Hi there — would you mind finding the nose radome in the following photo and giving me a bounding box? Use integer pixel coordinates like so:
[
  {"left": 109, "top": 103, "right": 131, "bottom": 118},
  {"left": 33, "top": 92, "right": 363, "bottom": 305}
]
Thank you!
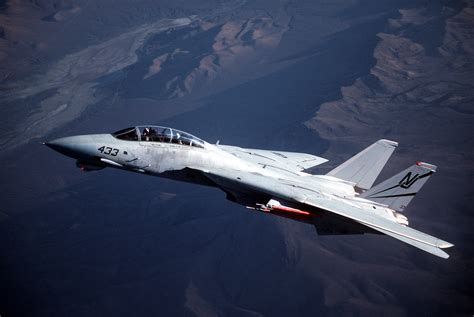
[
  {"left": 45, "top": 138, "right": 64, "bottom": 150},
  {"left": 45, "top": 137, "right": 70, "bottom": 151},
  {"left": 44, "top": 136, "right": 85, "bottom": 158},
  {"left": 46, "top": 134, "right": 113, "bottom": 159}
]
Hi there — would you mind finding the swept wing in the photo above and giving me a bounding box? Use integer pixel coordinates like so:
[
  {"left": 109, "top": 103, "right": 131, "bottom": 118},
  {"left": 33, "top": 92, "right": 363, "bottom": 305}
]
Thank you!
[
  {"left": 197, "top": 168, "right": 453, "bottom": 259},
  {"left": 218, "top": 145, "right": 327, "bottom": 174},
  {"left": 303, "top": 195, "right": 453, "bottom": 258}
]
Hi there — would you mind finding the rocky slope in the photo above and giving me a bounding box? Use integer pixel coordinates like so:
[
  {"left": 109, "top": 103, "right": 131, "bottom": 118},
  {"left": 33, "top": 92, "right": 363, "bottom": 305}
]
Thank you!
[{"left": 303, "top": 1, "right": 474, "bottom": 314}]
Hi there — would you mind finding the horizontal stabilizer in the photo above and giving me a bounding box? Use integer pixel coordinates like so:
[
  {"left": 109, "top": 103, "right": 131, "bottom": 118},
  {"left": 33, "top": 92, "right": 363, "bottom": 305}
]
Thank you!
[
  {"left": 361, "top": 162, "right": 436, "bottom": 212},
  {"left": 328, "top": 139, "right": 398, "bottom": 190}
]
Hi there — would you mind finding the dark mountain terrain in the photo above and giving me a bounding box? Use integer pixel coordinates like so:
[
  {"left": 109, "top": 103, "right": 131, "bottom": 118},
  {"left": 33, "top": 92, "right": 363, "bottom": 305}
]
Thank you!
[{"left": 0, "top": 0, "right": 472, "bottom": 316}]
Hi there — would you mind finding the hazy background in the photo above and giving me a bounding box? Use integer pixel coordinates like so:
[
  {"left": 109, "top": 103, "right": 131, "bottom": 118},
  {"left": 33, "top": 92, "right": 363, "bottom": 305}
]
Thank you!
[{"left": 0, "top": 0, "right": 473, "bottom": 316}]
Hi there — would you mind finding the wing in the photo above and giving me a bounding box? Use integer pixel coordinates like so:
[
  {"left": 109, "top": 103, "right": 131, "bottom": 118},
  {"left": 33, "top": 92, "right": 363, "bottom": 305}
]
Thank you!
[
  {"left": 217, "top": 145, "right": 327, "bottom": 173},
  {"left": 302, "top": 195, "right": 453, "bottom": 259},
  {"left": 197, "top": 168, "right": 453, "bottom": 259}
]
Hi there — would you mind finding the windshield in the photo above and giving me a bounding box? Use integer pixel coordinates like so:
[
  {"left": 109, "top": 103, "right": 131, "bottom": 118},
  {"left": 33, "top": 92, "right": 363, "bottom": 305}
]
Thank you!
[
  {"left": 112, "top": 127, "right": 139, "bottom": 141},
  {"left": 113, "top": 126, "right": 205, "bottom": 148}
]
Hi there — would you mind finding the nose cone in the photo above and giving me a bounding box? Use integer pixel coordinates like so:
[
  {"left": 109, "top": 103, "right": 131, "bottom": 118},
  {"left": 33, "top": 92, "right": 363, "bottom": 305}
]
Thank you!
[{"left": 45, "top": 136, "right": 84, "bottom": 159}]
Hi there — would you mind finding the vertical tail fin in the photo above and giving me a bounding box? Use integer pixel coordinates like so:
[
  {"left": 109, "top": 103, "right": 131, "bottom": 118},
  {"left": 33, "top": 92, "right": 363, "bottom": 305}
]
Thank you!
[
  {"left": 360, "top": 162, "right": 436, "bottom": 212},
  {"left": 327, "top": 139, "right": 398, "bottom": 190}
]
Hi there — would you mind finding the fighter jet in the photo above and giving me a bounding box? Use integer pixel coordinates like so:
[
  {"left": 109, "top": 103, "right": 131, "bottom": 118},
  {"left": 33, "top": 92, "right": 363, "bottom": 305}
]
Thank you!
[{"left": 45, "top": 125, "right": 454, "bottom": 258}]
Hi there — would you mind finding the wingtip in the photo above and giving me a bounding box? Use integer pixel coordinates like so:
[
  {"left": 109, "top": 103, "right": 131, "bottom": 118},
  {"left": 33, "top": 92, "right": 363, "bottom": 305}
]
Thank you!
[
  {"left": 416, "top": 161, "right": 437, "bottom": 171},
  {"left": 439, "top": 251, "right": 450, "bottom": 259},
  {"left": 437, "top": 241, "right": 455, "bottom": 249},
  {"left": 378, "top": 139, "right": 399, "bottom": 147}
]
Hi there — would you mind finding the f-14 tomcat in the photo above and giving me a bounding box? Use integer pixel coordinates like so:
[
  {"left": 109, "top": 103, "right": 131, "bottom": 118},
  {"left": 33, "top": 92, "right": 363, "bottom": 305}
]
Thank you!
[{"left": 45, "top": 125, "right": 454, "bottom": 258}]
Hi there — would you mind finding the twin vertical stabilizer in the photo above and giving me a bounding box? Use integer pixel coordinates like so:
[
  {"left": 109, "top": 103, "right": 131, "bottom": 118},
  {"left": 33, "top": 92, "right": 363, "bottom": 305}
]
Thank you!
[
  {"left": 360, "top": 162, "right": 436, "bottom": 212},
  {"left": 327, "top": 139, "right": 398, "bottom": 190},
  {"left": 329, "top": 140, "right": 437, "bottom": 212}
]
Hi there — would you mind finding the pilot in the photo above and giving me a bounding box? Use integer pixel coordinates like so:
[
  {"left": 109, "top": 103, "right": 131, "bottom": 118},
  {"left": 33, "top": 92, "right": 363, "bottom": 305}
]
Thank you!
[
  {"left": 143, "top": 127, "right": 156, "bottom": 141},
  {"left": 142, "top": 128, "right": 150, "bottom": 141},
  {"left": 175, "top": 133, "right": 183, "bottom": 145}
]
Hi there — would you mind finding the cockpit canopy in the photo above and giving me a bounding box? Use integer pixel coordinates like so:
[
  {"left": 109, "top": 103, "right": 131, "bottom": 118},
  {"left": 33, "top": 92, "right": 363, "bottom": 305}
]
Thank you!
[{"left": 112, "top": 126, "right": 206, "bottom": 148}]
